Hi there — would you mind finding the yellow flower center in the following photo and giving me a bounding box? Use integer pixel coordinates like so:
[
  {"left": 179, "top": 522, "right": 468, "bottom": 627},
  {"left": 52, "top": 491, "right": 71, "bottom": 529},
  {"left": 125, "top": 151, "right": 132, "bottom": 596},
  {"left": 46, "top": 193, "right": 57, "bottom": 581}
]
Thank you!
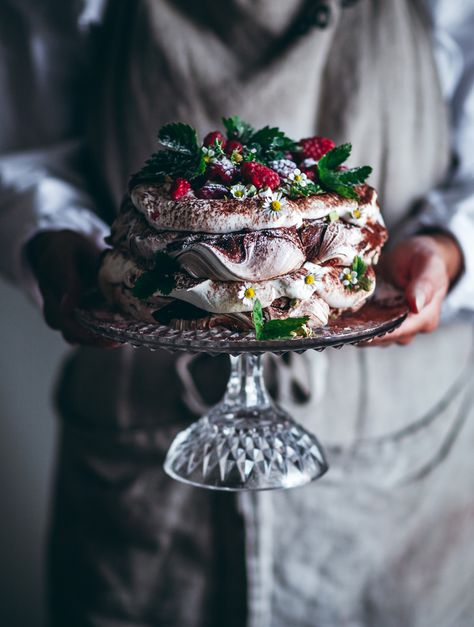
[
  {"left": 305, "top": 274, "right": 315, "bottom": 285},
  {"left": 244, "top": 287, "right": 255, "bottom": 299},
  {"left": 204, "top": 155, "right": 211, "bottom": 164},
  {"left": 353, "top": 209, "right": 361, "bottom": 219},
  {"left": 344, "top": 272, "right": 352, "bottom": 281},
  {"left": 271, "top": 200, "right": 282, "bottom": 212},
  {"left": 235, "top": 190, "right": 244, "bottom": 198},
  {"left": 295, "top": 174, "right": 302, "bottom": 182},
  {"left": 232, "top": 151, "right": 243, "bottom": 163}
]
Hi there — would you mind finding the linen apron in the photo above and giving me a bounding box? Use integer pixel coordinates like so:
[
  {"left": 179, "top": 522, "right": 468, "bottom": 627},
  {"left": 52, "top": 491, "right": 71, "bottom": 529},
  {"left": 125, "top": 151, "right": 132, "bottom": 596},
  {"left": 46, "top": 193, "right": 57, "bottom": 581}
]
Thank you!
[{"left": 49, "top": 1, "right": 474, "bottom": 626}]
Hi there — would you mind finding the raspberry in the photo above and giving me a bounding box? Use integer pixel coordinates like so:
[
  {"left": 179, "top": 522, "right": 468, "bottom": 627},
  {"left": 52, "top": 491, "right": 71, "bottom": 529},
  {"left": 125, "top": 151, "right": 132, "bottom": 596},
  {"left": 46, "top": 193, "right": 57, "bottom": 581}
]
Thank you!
[
  {"left": 240, "top": 162, "right": 280, "bottom": 190},
  {"left": 195, "top": 182, "right": 229, "bottom": 199},
  {"left": 302, "top": 169, "right": 316, "bottom": 181},
  {"left": 299, "top": 136, "right": 335, "bottom": 161},
  {"left": 225, "top": 140, "right": 243, "bottom": 156},
  {"left": 268, "top": 158, "right": 297, "bottom": 179},
  {"left": 207, "top": 157, "right": 238, "bottom": 184},
  {"left": 170, "top": 178, "right": 191, "bottom": 200},
  {"left": 203, "top": 131, "right": 226, "bottom": 149}
]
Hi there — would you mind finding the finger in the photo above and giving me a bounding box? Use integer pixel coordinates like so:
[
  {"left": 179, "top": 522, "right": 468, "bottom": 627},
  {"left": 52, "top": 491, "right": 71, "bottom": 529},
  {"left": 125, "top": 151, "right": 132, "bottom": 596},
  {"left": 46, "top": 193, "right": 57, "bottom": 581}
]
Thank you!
[
  {"left": 405, "top": 253, "right": 447, "bottom": 313},
  {"left": 396, "top": 335, "right": 414, "bottom": 346},
  {"left": 62, "top": 329, "right": 121, "bottom": 348},
  {"left": 364, "top": 298, "right": 442, "bottom": 347},
  {"left": 41, "top": 286, "right": 63, "bottom": 330},
  {"left": 60, "top": 312, "right": 121, "bottom": 348}
]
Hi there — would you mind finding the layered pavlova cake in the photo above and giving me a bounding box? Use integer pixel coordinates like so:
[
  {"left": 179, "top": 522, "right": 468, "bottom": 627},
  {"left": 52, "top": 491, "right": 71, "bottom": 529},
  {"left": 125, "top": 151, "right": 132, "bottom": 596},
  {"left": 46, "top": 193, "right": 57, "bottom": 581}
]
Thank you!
[{"left": 99, "top": 117, "right": 387, "bottom": 339}]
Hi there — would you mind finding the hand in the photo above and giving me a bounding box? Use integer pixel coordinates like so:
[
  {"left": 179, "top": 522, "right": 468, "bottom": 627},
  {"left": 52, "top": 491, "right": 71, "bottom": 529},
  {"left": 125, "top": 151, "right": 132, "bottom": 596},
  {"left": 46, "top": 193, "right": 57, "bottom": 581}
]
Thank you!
[
  {"left": 365, "top": 233, "right": 463, "bottom": 346},
  {"left": 27, "top": 230, "right": 120, "bottom": 348}
]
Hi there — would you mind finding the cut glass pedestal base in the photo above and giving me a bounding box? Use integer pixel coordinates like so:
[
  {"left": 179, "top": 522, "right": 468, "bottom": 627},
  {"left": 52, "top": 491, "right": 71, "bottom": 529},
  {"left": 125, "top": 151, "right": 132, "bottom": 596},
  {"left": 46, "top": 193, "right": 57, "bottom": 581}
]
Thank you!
[{"left": 164, "top": 354, "right": 328, "bottom": 490}]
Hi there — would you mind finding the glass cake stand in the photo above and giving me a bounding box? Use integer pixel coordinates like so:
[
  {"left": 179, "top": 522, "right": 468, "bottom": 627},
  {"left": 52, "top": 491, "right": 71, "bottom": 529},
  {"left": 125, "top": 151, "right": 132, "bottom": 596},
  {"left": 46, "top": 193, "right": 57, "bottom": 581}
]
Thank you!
[{"left": 77, "top": 293, "right": 408, "bottom": 491}]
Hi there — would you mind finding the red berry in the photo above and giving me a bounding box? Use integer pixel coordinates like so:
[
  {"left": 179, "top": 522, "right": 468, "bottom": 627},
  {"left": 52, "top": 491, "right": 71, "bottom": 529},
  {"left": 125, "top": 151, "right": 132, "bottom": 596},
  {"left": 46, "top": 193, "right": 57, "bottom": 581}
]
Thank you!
[
  {"left": 302, "top": 169, "right": 316, "bottom": 181},
  {"left": 225, "top": 140, "right": 243, "bottom": 156},
  {"left": 203, "top": 131, "right": 226, "bottom": 149},
  {"left": 299, "top": 136, "right": 335, "bottom": 161},
  {"left": 170, "top": 178, "right": 191, "bottom": 200},
  {"left": 195, "top": 182, "right": 229, "bottom": 199},
  {"left": 207, "top": 157, "right": 238, "bottom": 184},
  {"left": 240, "top": 162, "right": 280, "bottom": 190}
]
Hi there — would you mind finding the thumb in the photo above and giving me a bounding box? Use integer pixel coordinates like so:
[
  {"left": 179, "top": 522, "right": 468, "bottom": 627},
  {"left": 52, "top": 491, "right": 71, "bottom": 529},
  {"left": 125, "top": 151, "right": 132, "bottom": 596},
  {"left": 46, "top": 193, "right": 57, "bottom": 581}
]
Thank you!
[{"left": 405, "top": 254, "right": 443, "bottom": 314}]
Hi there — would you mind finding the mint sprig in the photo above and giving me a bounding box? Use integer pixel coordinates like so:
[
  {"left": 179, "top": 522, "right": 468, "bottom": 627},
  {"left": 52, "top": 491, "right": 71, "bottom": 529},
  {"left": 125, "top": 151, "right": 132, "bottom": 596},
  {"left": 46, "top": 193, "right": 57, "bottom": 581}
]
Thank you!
[
  {"left": 222, "top": 115, "right": 255, "bottom": 143},
  {"left": 351, "top": 256, "right": 372, "bottom": 292},
  {"left": 133, "top": 123, "right": 205, "bottom": 182},
  {"left": 132, "top": 252, "right": 179, "bottom": 299},
  {"left": 317, "top": 144, "right": 372, "bottom": 200},
  {"left": 284, "top": 180, "right": 323, "bottom": 199},
  {"left": 252, "top": 299, "right": 310, "bottom": 340},
  {"left": 158, "top": 123, "right": 199, "bottom": 154}
]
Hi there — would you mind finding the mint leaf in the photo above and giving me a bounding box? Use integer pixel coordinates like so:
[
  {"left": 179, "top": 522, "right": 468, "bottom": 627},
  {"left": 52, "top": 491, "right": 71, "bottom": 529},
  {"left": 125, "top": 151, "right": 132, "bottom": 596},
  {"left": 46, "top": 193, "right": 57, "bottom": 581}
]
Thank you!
[
  {"left": 248, "top": 125, "right": 297, "bottom": 163},
  {"left": 317, "top": 169, "right": 360, "bottom": 200},
  {"left": 252, "top": 299, "right": 310, "bottom": 340},
  {"left": 317, "top": 144, "right": 372, "bottom": 199},
  {"left": 318, "top": 143, "right": 352, "bottom": 170},
  {"left": 133, "top": 122, "right": 205, "bottom": 183},
  {"left": 222, "top": 116, "right": 255, "bottom": 143},
  {"left": 250, "top": 126, "right": 297, "bottom": 152},
  {"left": 158, "top": 123, "right": 199, "bottom": 155},
  {"left": 351, "top": 255, "right": 367, "bottom": 276},
  {"left": 284, "top": 180, "right": 323, "bottom": 199},
  {"left": 358, "top": 276, "right": 373, "bottom": 292},
  {"left": 350, "top": 256, "right": 372, "bottom": 292},
  {"left": 132, "top": 252, "right": 179, "bottom": 299},
  {"left": 252, "top": 299, "right": 265, "bottom": 340},
  {"left": 337, "top": 165, "right": 372, "bottom": 186},
  {"left": 259, "top": 317, "right": 310, "bottom": 340},
  {"left": 134, "top": 149, "right": 205, "bottom": 182}
]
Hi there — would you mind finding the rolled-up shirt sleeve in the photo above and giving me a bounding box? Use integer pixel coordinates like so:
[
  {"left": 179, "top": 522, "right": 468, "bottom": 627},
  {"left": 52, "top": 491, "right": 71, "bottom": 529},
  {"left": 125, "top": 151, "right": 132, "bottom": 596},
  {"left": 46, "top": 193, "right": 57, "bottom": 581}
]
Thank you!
[
  {"left": 0, "top": 2, "right": 109, "bottom": 300},
  {"left": 407, "top": 1, "right": 474, "bottom": 317}
]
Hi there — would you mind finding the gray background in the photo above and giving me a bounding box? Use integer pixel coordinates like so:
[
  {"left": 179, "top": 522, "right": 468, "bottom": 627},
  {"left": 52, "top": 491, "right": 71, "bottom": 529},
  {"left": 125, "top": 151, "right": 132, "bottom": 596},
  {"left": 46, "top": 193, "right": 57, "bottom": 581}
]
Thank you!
[{"left": 0, "top": 279, "right": 68, "bottom": 627}]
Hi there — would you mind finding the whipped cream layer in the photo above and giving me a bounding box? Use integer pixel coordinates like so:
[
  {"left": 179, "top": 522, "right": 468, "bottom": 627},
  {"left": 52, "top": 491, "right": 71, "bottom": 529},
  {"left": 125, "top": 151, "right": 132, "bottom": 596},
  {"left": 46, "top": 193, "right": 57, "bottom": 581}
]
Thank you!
[
  {"left": 131, "top": 183, "right": 383, "bottom": 234},
  {"left": 109, "top": 201, "right": 385, "bottom": 283},
  {"left": 100, "top": 251, "right": 374, "bottom": 316}
]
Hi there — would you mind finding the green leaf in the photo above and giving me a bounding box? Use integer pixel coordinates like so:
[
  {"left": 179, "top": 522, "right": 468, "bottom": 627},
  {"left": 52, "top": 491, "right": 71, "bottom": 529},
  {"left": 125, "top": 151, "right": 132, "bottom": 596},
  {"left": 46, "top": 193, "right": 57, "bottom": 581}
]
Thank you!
[
  {"left": 252, "top": 300, "right": 310, "bottom": 340},
  {"left": 222, "top": 116, "right": 255, "bottom": 143},
  {"left": 134, "top": 149, "right": 205, "bottom": 182},
  {"left": 358, "top": 276, "right": 373, "bottom": 292},
  {"left": 158, "top": 123, "right": 199, "bottom": 155},
  {"left": 250, "top": 126, "right": 297, "bottom": 152},
  {"left": 317, "top": 169, "right": 360, "bottom": 200},
  {"left": 252, "top": 299, "right": 265, "bottom": 340},
  {"left": 284, "top": 180, "right": 323, "bottom": 199},
  {"left": 351, "top": 255, "right": 367, "bottom": 277},
  {"left": 259, "top": 317, "right": 310, "bottom": 340},
  {"left": 337, "top": 165, "right": 372, "bottom": 186},
  {"left": 350, "top": 256, "right": 372, "bottom": 292},
  {"left": 132, "top": 252, "right": 179, "bottom": 299},
  {"left": 318, "top": 143, "right": 352, "bottom": 170}
]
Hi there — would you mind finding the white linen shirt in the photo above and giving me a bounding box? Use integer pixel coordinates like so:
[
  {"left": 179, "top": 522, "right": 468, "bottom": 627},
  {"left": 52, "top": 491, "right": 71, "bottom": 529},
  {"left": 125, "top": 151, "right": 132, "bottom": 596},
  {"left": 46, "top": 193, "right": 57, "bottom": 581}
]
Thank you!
[{"left": 0, "top": 0, "right": 474, "bottom": 315}]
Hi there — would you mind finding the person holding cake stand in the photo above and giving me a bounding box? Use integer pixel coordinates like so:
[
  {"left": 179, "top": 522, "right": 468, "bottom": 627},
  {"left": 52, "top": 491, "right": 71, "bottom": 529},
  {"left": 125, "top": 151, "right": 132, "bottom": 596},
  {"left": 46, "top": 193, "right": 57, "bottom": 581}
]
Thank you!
[{"left": 1, "top": 1, "right": 473, "bottom": 626}]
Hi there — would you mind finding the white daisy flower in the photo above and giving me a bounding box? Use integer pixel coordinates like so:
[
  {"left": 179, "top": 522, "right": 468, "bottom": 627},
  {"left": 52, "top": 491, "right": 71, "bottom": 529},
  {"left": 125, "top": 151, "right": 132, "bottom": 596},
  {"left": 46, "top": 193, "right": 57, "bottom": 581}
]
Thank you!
[
  {"left": 287, "top": 168, "right": 308, "bottom": 187},
  {"left": 230, "top": 184, "right": 248, "bottom": 200},
  {"left": 201, "top": 146, "right": 217, "bottom": 164},
  {"left": 302, "top": 263, "right": 324, "bottom": 292},
  {"left": 238, "top": 284, "right": 257, "bottom": 307},
  {"left": 339, "top": 268, "right": 359, "bottom": 288},
  {"left": 260, "top": 189, "right": 287, "bottom": 217}
]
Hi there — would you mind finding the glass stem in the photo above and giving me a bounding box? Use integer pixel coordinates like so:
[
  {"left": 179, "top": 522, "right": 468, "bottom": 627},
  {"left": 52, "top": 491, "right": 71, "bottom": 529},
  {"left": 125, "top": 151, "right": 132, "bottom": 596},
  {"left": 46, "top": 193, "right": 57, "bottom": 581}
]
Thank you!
[{"left": 223, "top": 354, "right": 271, "bottom": 410}]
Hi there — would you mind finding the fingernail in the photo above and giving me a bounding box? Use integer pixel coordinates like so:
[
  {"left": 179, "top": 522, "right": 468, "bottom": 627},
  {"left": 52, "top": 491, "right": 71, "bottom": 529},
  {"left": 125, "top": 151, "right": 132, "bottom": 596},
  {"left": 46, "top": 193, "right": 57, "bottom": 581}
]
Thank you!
[{"left": 414, "top": 289, "right": 425, "bottom": 313}]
